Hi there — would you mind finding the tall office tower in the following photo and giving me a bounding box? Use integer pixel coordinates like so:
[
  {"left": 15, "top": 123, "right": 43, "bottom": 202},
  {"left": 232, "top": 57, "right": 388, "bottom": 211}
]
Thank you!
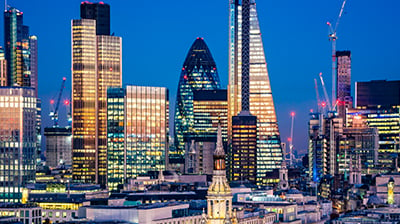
[
  {"left": 72, "top": 15, "right": 122, "bottom": 187},
  {"left": 231, "top": 115, "right": 257, "bottom": 183},
  {"left": 44, "top": 127, "right": 72, "bottom": 168},
  {"left": 0, "top": 87, "right": 37, "bottom": 203},
  {"left": 228, "top": 0, "right": 282, "bottom": 185},
  {"left": 29, "top": 36, "right": 38, "bottom": 97},
  {"left": 337, "top": 115, "right": 379, "bottom": 175},
  {"left": 184, "top": 89, "right": 227, "bottom": 175},
  {"left": 107, "top": 86, "right": 169, "bottom": 191},
  {"left": 203, "top": 122, "right": 233, "bottom": 224},
  {"left": 4, "top": 7, "right": 31, "bottom": 87},
  {"left": 336, "top": 51, "right": 352, "bottom": 119},
  {"left": 351, "top": 80, "right": 400, "bottom": 172},
  {"left": 0, "top": 47, "right": 7, "bottom": 86},
  {"left": 308, "top": 113, "right": 343, "bottom": 183},
  {"left": 174, "top": 38, "right": 221, "bottom": 156},
  {"left": 80, "top": 1, "right": 110, "bottom": 35}
]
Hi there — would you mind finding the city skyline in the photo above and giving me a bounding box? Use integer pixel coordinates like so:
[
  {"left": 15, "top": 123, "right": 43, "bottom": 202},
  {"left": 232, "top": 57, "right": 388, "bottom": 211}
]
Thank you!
[{"left": 2, "top": 0, "right": 399, "bottom": 153}]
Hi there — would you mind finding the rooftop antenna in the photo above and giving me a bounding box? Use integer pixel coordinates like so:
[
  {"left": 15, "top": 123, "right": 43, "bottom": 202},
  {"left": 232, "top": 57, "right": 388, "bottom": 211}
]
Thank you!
[{"left": 4, "top": 0, "right": 7, "bottom": 11}]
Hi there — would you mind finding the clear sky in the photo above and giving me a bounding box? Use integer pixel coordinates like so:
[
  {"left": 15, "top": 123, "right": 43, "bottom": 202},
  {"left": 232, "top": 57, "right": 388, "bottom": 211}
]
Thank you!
[{"left": 3, "top": 0, "right": 399, "bottom": 155}]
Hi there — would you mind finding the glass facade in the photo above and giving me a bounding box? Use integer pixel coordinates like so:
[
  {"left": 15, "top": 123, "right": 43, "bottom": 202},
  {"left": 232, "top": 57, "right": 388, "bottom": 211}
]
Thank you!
[
  {"left": 107, "top": 86, "right": 169, "bottom": 191},
  {"left": 347, "top": 107, "right": 400, "bottom": 171},
  {"left": 0, "top": 87, "right": 37, "bottom": 202},
  {"left": 0, "top": 47, "right": 7, "bottom": 86},
  {"left": 174, "top": 38, "right": 221, "bottom": 156},
  {"left": 228, "top": 0, "right": 283, "bottom": 185},
  {"left": 71, "top": 19, "right": 122, "bottom": 187},
  {"left": 4, "top": 7, "right": 31, "bottom": 87},
  {"left": 231, "top": 113, "right": 257, "bottom": 183},
  {"left": 336, "top": 51, "right": 352, "bottom": 118}
]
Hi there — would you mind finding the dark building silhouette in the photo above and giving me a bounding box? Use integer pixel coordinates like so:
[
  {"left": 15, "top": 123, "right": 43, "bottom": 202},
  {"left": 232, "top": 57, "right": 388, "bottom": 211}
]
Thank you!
[
  {"left": 356, "top": 80, "right": 400, "bottom": 108},
  {"left": 80, "top": 2, "right": 110, "bottom": 35}
]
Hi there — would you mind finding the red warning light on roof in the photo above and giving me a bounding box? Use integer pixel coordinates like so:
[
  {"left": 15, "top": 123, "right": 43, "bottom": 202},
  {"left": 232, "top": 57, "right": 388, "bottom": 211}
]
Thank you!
[
  {"left": 63, "top": 77, "right": 66, "bottom": 81},
  {"left": 184, "top": 75, "right": 188, "bottom": 80},
  {"left": 50, "top": 100, "right": 55, "bottom": 105},
  {"left": 64, "top": 100, "right": 70, "bottom": 106},
  {"left": 321, "top": 102, "right": 327, "bottom": 107},
  {"left": 182, "top": 67, "right": 185, "bottom": 71},
  {"left": 290, "top": 112, "right": 295, "bottom": 117},
  {"left": 99, "top": 1, "right": 104, "bottom": 4}
]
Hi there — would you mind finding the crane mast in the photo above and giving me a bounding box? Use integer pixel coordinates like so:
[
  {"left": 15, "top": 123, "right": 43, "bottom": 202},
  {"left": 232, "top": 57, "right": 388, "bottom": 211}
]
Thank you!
[
  {"left": 327, "top": 0, "right": 347, "bottom": 110},
  {"left": 49, "top": 77, "right": 66, "bottom": 127}
]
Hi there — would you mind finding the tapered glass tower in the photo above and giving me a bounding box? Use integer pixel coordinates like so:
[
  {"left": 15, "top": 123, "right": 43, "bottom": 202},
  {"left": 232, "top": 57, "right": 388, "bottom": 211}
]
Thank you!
[
  {"left": 228, "top": 0, "right": 283, "bottom": 185},
  {"left": 174, "top": 38, "right": 221, "bottom": 155}
]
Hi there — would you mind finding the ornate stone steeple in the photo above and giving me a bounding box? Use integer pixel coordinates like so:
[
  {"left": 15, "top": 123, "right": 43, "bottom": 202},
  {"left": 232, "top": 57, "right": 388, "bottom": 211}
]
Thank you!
[{"left": 205, "top": 121, "right": 233, "bottom": 224}]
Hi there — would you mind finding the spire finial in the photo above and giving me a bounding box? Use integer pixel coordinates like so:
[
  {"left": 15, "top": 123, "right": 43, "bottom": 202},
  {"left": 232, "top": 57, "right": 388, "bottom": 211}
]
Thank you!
[{"left": 214, "top": 118, "right": 224, "bottom": 156}]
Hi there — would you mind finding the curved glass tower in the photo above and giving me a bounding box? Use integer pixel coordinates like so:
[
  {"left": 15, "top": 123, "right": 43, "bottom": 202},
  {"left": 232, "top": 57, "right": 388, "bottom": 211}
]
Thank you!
[{"left": 174, "top": 38, "right": 221, "bottom": 155}]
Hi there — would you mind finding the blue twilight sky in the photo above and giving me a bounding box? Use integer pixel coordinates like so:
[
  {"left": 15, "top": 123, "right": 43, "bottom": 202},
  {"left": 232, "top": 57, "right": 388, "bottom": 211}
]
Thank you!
[{"left": 2, "top": 0, "right": 399, "bottom": 154}]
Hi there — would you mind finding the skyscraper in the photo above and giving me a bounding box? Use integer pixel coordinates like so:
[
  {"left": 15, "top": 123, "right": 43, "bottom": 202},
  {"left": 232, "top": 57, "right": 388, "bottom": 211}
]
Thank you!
[
  {"left": 184, "top": 89, "right": 227, "bottom": 175},
  {"left": 174, "top": 38, "right": 221, "bottom": 156},
  {"left": 29, "top": 35, "right": 38, "bottom": 97},
  {"left": 336, "top": 50, "right": 352, "bottom": 118},
  {"left": 72, "top": 3, "right": 122, "bottom": 186},
  {"left": 4, "top": 7, "right": 31, "bottom": 87},
  {"left": 0, "top": 87, "right": 37, "bottom": 202},
  {"left": 228, "top": 0, "right": 282, "bottom": 185},
  {"left": 80, "top": 2, "right": 110, "bottom": 35},
  {"left": 0, "top": 47, "right": 7, "bottom": 86},
  {"left": 107, "top": 85, "right": 169, "bottom": 191}
]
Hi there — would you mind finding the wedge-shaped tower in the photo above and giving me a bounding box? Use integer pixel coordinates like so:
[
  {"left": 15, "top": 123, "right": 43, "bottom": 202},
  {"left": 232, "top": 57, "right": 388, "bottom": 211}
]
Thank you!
[
  {"left": 228, "top": 0, "right": 283, "bottom": 185},
  {"left": 174, "top": 38, "right": 221, "bottom": 154}
]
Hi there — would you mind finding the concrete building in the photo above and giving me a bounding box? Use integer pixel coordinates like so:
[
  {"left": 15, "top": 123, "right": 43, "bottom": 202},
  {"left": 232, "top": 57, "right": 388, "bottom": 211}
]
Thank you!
[
  {"left": 0, "top": 203, "right": 42, "bottom": 224},
  {"left": 44, "top": 127, "right": 72, "bottom": 167}
]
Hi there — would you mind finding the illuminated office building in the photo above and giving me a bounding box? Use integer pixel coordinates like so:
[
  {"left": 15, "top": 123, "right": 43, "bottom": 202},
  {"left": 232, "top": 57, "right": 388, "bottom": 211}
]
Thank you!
[
  {"left": 228, "top": 0, "right": 282, "bottom": 185},
  {"left": 0, "top": 47, "right": 7, "bottom": 86},
  {"left": 231, "top": 113, "right": 257, "bottom": 183},
  {"left": 308, "top": 113, "right": 343, "bottom": 183},
  {"left": 44, "top": 127, "right": 72, "bottom": 168},
  {"left": 184, "top": 89, "right": 227, "bottom": 175},
  {"left": 336, "top": 51, "right": 352, "bottom": 118},
  {"left": 0, "top": 87, "right": 37, "bottom": 202},
  {"left": 174, "top": 38, "right": 221, "bottom": 156},
  {"left": 72, "top": 13, "right": 122, "bottom": 186},
  {"left": 4, "top": 7, "right": 31, "bottom": 87},
  {"left": 107, "top": 86, "right": 169, "bottom": 191}
]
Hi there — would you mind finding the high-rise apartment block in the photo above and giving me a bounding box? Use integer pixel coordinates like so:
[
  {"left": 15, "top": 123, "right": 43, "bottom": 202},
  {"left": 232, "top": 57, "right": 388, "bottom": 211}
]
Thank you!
[
  {"left": 336, "top": 51, "right": 352, "bottom": 118},
  {"left": 228, "top": 0, "right": 282, "bottom": 185},
  {"left": 184, "top": 89, "right": 227, "bottom": 175},
  {"left": 44, "top": 127, "right": 72, "bottom": 167},
  {"left": 174, "top": 38, "right": 221, "bottom": 157},
  {"left": 72, "top": 2, "right": 122, "bottom": 187},
  {"left": 0, "top": 87, "right": 37, "bottom": 202},
  {"left": 107, "top": 85, "right": 169, "bottom": 191}
]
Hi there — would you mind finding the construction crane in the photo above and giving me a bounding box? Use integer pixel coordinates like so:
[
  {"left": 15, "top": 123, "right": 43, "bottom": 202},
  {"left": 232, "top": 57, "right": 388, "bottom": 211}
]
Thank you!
[
  {"left": 319, "top": 72, "right": 332, "bottom": 111},
  {"left": 49, "top": 77, "right": 67, "bottom": 127},
  {"left": 327, "top": 0, "right": 347, "bottom": 110},
  {"left": 289, "top": 112, "right": 295, "bottom": 167}
]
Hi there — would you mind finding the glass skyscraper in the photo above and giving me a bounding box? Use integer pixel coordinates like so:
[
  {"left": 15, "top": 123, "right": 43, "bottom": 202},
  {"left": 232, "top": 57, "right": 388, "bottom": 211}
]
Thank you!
[
  {"left": 0, "top": 87, "right": 37, "bottom": 202},
  {"left": 174, "top": 38, "right": 221, "bottom": 156},
  {"left": 4, "top": 7, "right": 31, "bottom": 87},
  {"left": 228, "top": 0, "right": 283, "bottom": 185},
  {"left": 0, "top": 47, "right": 6, "bottom": 86},
  {"left": 72, "top": 7, "right": 122, "bottom": 186},
  {"left": 107, "top": 86, "right": 169, "bottom": 191}
]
